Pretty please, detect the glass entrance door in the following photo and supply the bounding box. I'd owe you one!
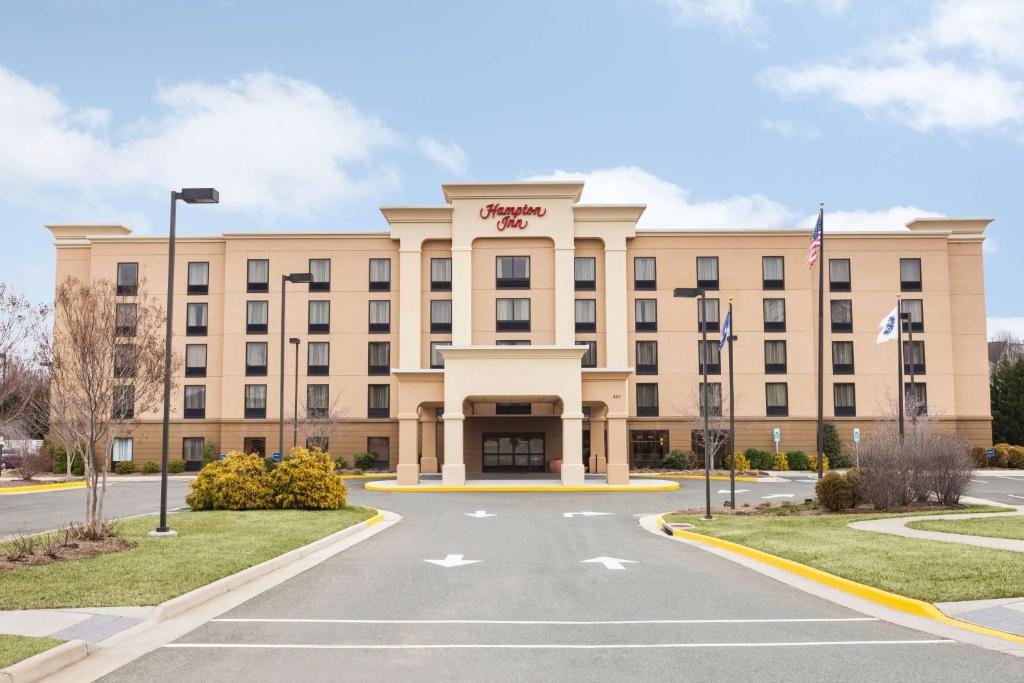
[483,433,545,472]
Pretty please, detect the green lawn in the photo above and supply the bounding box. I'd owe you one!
[0,507,375,610]
[908,514,1024,541]
[664,506,1022,602]
[0,634,64,669]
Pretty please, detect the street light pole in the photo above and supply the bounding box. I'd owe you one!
[674,286,711,521]
[290,337,300,448]
[279,273,312,458]
[727,298,736,511]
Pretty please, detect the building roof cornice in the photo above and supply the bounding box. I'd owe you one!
[442,181,584,203]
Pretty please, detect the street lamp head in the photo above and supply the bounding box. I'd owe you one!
[178,188,220,204]
[673,287,704,298]
[284,272,313,283]
[289,337,300,345]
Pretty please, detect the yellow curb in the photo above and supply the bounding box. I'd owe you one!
[338,473,397,480]
[634,473,762,482]
[0,481,86,494]
[365,481,680,492]
[656,515,1024,645]
[365,510,384,526]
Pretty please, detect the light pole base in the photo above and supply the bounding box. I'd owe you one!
[148,529,177,538]
[702,515,714,521]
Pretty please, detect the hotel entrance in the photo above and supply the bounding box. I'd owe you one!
[482,433,545,472]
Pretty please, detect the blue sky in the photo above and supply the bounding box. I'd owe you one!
[1,0,1021,335]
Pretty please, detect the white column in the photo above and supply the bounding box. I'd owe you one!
[604,243,628,368]
[606,415,629,485]
[451,246,473,345]
[396,416,419,485]
[554,246,576,346]
[561,410,586,486]
[398,244,422,368]
[442,412,466,486]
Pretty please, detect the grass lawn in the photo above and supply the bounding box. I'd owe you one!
[0,507,375,610]
[664,506,1022,603]
[0,634,64,669]
[907,514,1024,541]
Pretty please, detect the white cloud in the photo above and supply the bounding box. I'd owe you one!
[653,0,848,33]
[988,317,1024,340]
[799,206,944,231]
[924,0,1024,68]
[416,136,469,175]
[0,68,403,219]
[760,117,822,139]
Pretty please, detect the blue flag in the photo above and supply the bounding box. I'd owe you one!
[718,310,731,352]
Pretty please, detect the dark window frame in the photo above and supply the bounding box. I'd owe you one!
[763,298,786,332]
[368,384,390,418]
[306,384,329,419]
[696,256,719,290]
[697,340,722,376]
[308,300,330,334]
[633,256,656,290]
[903,340,927,375]
[580,340,597,368]
[496,402,532,415]
[247,258,269,293]
[635,298,657,332]
[430,341,446,369]
[901,299,925,333]
[116,262,139,296]
[636,382,659,417]
[496,298,531,332]
[764,340,787,374]
[431,257,453,291]
[245,341,268,376]
[308,341,330,376]
[830,299,854,333]
[430,299,453,333]
[765,382,789,417]
[368,341,390,376]
[184,343,207,378]
[309,258,331,292]
[244,384,267,419]
[368,300,391,334]
[575,299,597,333]
[635,340,658,375]
[832,341,855,375]
[185,302,208,336]
[245,301,268,335]
[575,256,596,290]
[496,255,531,289]
[900,257,922,292]
[829,258,851,292]
[183,385,206,419]
[369,258,392,292]
[187,261,209,295]
[762,256,785,290]
[833,383,857,417]
[698,297,720,333]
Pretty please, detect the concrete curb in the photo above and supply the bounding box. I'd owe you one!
[0,639,90,683]
[337,473,396,480]
[0,482,85,495]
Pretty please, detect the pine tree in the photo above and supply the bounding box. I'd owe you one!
[992,357,1024,445]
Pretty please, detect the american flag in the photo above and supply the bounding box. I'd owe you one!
[807,206,823,268]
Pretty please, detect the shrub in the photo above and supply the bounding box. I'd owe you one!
[142,461,160,474]
[270,447,347,509]
[334,456,349,472]
[772,453,789,471]
[816,471,854,511]
[186,452,273,511]
[970,446,988,468]
[201,441,219,466]
[353,452,376,471]
[784,450,809,470]
[726,452,751,471]
[15,447,52,481]
[1007,446,1024,469]
[264,457,278,472]
[823,422,841,464]
[661,450,686,470]
[845,467,867,507]
[167,459,186,474]
[744,448,774,470]
[808,453,830,472]
[993,443,1011,468]
[51,449,85,476]
[830,449,853,470]
[115,461,136,474]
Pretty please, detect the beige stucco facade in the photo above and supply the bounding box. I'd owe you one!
[46,182,993,484]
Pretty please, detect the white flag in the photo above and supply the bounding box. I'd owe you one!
[876,306,899,344]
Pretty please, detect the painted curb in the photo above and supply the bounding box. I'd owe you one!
[656,515,1024,645]
[0,482,85,495]
[0,639,90,683]
[365,481,680,492]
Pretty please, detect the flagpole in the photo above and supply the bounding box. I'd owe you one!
[815,202,825,479]
[897,294,905,440]
[727,298,736,510]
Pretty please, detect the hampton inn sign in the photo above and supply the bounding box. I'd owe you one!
[480,203,547,230]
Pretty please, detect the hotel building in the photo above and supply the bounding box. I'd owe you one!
[47,181,992,486]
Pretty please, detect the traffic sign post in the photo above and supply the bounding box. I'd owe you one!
[773,427,781,454]
[272,452,282,462]
[853,428,861,467]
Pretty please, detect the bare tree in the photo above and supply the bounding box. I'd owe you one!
[674,385,731,469]
[991,330,1024,366]
[46,277,175,537]
[299,391,349,455]
[0,282,50,439]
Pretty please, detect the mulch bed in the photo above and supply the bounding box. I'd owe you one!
[0,536,136,573]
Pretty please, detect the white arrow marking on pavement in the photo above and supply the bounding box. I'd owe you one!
[581,557,636,570]
[1008,494,1024,500]
[424,554,481,568]
[717,489,750,494]
[970,479,989,484]
[465,511,496,518]
[762,494,795,499]
[563,511,613,518]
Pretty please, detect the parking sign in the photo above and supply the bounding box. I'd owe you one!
[853,428,861,443]
[773,428,781,443]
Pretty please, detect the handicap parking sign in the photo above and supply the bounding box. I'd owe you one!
[272,452,282,462]
[987,448,995,459]
[219,453,226,461]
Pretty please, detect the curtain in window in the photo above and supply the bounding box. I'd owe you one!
[309,301,330,325]
[699,341,721,364]
[248,260,269,284]
[431,258,452,283]
[831,300,853,324]
[497,299,529,321]
[116,304,137,328]
[183,438,204,461]
[832,341,854,365]
[697,257,718,281]
[184,386,206,409]
[904,341,924,364]
[766,383,788,408]
[906,383,927,404]
[765,340,787,365]
[763,299,785,323]
[634,257,656,281]
[581,341,596,367]
[431,299,452,324]
[575,300,596,324]
[369,301,390,324]
[368,384,389,409]
[308,342,329,366]
[368,342,390,367]
[246,301,267,325]
[309,259,330,283]
[901,299,923,323]
[115,345,136,373]
[829,259,850,283]
[114,386,134,416]
[834,383,855,408]
[187,303,208,327]
[112,437,133,462]
[699,298,720,323]
[307,384,328,410]
[900,258,921,282]
[117,262,138,286]
[245,385,267,408]
[497,256,529,279]
[369,258,391,283]
[636,341,657,366]
[246,342,268,367]
[186,344,207,369]
[700,384,722,413]
[637,383,658,408]
[430,343,444,367]
[188,262,209,286]
[762,256,784,281]
[575,257,596,281]
[635,299,657,323]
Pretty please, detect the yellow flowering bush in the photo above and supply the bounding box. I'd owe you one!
[270,447,348,510]
[187,452,273,510]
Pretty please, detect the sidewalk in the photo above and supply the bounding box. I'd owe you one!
[848,507,1024,553]
[0,607,154,643]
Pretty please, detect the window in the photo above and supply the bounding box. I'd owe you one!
[114,385,134,419]
[575,257,596,290]
[368,342,390,375]
[496,402,531,415]
[185,344,207,377]
[634,257,656,290]
[116,262,138,295]
[766,382,788,416]
[244,384,267,419]
[246,342,268,376]
[187,262,209,295]
[832,341,855,374]
[246,301,268,334]
[900,258,922,291]
[112,437,133,463]
[635,299,657,332]
[637,383,659,417]
[431,258,453,291]
[698,297,720,333]
[901,299,924,332]
[247,259,269,293]
[483,433,544,470]
[114,344,136,378]
[697,256,719,289]
[184,385,206,418]
[829,259,851,291]
[308,300,330,334]
[830,300,853,333]
[698,340,721,375]
[834,383,856,417]
[369,258,391,291]
[309,259,330,292]
[700,383,723,417]
[629,430,669,469]
[636,340,658,375]
[308,342,329,376]
[431,299,452,333]
[904,341,926,375]
[115,303,137,337]
[306,436,329,452]
[496,298,530,331]
[368,384,390,418]
[906,383,928,416]
[307,384,329,418]
[496,340,530,345]
[183,437,204,463]
[764,340,787,374]
[369,300,391,333]
[762,256,785,290]
[575,299,596,333]
[496,256,530,288]
[580,340,597,368]
[430,342,445,369]
[185,302,208,336]
[763,298,786,332]
[243,437,266,457]
[366,436,390,470]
